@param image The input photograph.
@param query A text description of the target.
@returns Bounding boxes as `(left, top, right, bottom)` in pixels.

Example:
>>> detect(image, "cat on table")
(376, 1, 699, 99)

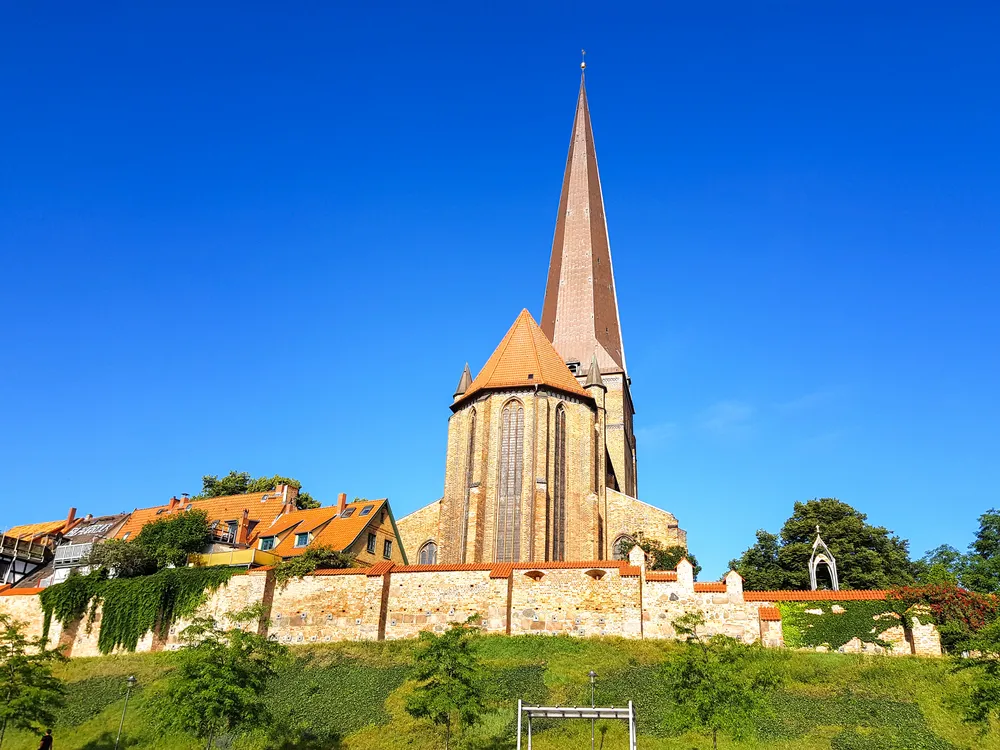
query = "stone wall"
(606, 489, 687, 551)
(396, 500, 441, 564)
(383, 567, 509, 639)
(0, 589, 61, 645)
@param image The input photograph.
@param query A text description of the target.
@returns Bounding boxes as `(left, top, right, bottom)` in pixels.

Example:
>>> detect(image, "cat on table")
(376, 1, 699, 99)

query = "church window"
(418, 541, 437, 565)
(495, 400, 524, 562)
(553, 404, 567, 561)
(461, 408, 477, 562)
(612, 535, 635, 560)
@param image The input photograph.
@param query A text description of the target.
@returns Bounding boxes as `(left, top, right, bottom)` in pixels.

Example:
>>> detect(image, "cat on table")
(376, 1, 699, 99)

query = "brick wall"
(396, 500, 441, 565)
(383, 568, 509, 639)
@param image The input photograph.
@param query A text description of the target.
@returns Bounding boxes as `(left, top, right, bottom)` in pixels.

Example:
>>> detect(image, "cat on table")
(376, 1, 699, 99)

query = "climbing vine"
(778, 601, 907, 650)
(40, 566, 235, 654)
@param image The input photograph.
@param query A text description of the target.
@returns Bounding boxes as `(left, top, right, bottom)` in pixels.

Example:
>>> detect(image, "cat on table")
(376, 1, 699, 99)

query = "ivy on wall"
(777, 601, 907, 650)
(39, 566, 235, 654)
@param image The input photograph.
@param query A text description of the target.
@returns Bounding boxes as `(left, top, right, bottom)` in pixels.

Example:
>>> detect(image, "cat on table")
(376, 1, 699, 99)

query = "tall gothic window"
(418, 541, 437, 565)
(460, 408, 477, 562)
(495, 400, 524, 562)
(552, 404, 567, 560)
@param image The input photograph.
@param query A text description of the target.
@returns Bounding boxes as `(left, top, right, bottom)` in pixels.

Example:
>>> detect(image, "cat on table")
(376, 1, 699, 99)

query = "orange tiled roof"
(743, 590, 891, 601)
(271, 500, 388, 558)
(4, 520, 67, 541)
(490, 563, 515, 579)
(366, 561, 395, 577)
(694, 582, 727, 593)
(0, 588, 44, 597)
(759, 606, 782, 621)
(646, 571, 678, 582)
(619, 566, 642, 577)
(310, 567, 367, 576)
(511, 560, 628, 570)
(115, 491, 290, 544)
(457, 309, 590, 405)
(265, 505, 341, 538)
(394, 563, 497, 574)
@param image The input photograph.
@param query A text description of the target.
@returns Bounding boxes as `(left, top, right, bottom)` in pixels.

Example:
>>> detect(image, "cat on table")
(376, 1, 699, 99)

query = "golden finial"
(581, 49, 586, 71)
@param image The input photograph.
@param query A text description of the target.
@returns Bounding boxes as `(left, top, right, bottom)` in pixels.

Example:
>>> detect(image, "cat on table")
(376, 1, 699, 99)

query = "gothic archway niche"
(418, 540, 437, 565)
(552, 403, 567, 561)
(809, 526, 840, 591)
(612, 535, 636, 561)
(495, 399, 525, 563)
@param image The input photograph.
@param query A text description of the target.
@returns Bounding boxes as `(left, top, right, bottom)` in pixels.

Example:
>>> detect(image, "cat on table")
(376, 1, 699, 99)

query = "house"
(1, 508, 83, 586)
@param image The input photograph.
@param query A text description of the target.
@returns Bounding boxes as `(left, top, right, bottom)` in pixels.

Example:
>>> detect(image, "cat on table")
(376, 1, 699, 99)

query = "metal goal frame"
(515, 699, 637, 750)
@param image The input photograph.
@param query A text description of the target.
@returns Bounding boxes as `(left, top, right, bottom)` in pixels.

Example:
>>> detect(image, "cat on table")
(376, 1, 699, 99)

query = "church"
(397, 68, 686, 564)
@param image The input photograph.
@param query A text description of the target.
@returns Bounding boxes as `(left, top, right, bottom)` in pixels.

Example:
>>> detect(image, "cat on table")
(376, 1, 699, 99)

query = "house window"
(383, 540, 392, 559)
(341, 508, 356, 518)
(367, 533, 376, 554)
(359, 506, 373, 517)
(418, 541, 437, 565)
(495, 400, 524, 562)
(553, 404, 567, 561)
(294, 532, 309, 548)
(260, 537, 275, 551)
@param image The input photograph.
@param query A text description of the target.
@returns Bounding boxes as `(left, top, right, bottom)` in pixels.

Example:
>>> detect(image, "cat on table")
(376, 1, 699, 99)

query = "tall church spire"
(540, 69, 627, 374)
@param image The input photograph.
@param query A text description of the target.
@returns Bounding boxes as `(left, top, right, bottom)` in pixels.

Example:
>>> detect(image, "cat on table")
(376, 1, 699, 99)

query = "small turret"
(453, 363, 473, 401)
(584, 353, 606, 391)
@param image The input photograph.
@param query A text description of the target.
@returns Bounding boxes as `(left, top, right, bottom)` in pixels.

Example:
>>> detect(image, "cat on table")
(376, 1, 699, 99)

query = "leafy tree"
(964, 509, 1000, 594)
(890, 584, 1000, 653)
(729, 498, 916, 590)
(82, 538, 156, 578)
(663, 613, 782, 749)
(0, 614, 65, 748)
(405, 617, 485, 750)
(956, 616, 1000, 726)
(197, 471, 320, 509)
(156, 611, 288, 749)
(135, 509, 212, 568)
(272, 545, 354, 588)
(617, 533, 701, 579)
(913, 545, 965, 587)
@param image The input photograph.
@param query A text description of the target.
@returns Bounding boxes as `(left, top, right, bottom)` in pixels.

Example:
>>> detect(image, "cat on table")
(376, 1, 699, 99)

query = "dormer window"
(341, 508, 356, 518)
(260, 537, 275, 551)
(566, 360, 581, 375)
(294, 532, 309, 548)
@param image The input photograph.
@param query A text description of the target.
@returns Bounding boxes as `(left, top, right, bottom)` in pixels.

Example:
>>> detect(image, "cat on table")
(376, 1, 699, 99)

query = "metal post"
(114, 675, 137, 750)
(589, 670, 597, 750)
(628, 700, 635, 750)
(527, 712, 532, 750)
(516, 699, 522, 750)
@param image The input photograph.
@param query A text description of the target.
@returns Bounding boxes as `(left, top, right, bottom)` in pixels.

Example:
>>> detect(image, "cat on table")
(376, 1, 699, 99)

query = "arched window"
(495, 400, 524, 562)
(552, 404, 567, 561)
(612, 535, 636, 560)
(460, 408, 476, 562)
(418, 541, 437, 565)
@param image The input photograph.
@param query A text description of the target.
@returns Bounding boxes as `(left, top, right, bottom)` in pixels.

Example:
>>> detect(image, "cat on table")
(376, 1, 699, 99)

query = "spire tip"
(580, 48, 586, 71)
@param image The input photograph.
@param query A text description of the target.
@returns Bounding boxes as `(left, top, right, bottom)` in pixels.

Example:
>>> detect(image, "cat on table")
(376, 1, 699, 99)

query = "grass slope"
(4, 637, 998, 750)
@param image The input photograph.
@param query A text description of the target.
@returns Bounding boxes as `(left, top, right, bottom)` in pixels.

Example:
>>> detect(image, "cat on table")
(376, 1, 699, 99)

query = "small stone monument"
(809, 525, 840, 591)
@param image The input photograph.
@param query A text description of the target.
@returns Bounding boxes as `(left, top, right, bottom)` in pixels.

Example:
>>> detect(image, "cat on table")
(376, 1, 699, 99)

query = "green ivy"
(39, 566, 235, 654)
(779, 601, 908, 650)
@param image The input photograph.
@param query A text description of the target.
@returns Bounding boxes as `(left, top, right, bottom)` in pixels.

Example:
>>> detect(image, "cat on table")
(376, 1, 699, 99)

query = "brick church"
(397, 68, 686, 564)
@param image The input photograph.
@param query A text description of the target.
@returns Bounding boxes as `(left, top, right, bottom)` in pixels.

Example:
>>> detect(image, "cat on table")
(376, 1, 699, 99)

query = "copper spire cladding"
(540, 71, 626, 375)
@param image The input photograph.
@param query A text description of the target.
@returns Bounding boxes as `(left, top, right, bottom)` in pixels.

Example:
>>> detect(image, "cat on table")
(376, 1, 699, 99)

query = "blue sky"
(1, 2, 997, 578)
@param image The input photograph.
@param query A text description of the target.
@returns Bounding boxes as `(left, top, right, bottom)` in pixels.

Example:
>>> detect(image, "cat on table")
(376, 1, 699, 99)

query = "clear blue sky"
(2, 2, 997, 578)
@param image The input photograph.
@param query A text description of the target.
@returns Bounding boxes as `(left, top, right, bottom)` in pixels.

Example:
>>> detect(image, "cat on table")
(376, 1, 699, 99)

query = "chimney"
(337, 493, 347, 515)
(66, 507, 77, 526)
(167, 496, 180, 512)
(235, 509, 250, 547)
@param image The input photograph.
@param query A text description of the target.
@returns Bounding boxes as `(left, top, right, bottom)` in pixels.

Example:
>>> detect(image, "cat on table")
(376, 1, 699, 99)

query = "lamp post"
(588, 670, 597, 750)
(114, 675, 137, 750)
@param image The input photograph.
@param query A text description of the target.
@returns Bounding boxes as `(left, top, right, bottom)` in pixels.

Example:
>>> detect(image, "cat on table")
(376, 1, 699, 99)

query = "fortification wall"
(0, 589, 62, 645)
(384, 567, 509, 638)
(268, 570, 385, 644)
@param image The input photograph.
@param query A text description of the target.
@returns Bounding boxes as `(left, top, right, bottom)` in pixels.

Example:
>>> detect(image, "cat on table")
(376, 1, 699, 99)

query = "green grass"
(3, 637, 998, 750)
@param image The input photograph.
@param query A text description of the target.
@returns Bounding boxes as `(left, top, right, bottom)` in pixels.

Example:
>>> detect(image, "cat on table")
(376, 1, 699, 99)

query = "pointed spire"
(453, 363, 473, 398)
(540, 68, 627, 374)
(584, 353, 605, 389)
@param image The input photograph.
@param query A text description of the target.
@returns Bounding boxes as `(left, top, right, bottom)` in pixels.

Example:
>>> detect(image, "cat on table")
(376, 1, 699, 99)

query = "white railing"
(54, 542, 93, 566)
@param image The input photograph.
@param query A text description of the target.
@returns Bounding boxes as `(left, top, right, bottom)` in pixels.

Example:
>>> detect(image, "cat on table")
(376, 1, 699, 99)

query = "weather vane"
(581, 49, 586, 71)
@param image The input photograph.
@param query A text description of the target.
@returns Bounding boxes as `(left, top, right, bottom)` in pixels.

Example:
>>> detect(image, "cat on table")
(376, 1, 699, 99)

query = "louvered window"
(553, 404, 567, 561)
(495, 401, 524, 562)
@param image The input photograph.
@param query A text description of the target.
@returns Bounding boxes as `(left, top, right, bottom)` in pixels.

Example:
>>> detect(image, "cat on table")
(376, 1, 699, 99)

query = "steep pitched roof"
(455, 309, 589, 407)
(540, 73, 626, 373)
(272, 500, 388, 558)
(3, 520, 67, 541)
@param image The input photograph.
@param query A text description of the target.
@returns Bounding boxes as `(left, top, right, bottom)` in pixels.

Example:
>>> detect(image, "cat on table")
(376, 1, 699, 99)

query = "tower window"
(553, 404, 567, 561)
(495, 401, 524, 563)
(461, 408, 477, 563)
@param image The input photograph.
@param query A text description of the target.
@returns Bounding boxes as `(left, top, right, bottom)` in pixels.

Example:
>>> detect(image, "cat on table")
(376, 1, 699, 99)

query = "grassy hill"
(4, 636, 998, 750)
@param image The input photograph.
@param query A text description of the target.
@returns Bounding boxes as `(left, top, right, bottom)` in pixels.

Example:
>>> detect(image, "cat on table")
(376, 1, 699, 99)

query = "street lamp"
(588, 670, 597, 750)
(114, 675, 137, 750)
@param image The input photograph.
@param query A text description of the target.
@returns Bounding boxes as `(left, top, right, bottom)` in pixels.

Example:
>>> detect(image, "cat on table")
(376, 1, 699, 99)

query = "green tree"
(662, 613, 782, 749)
(197, 471, 320, 509)
(135, 509, 212, 568)
(82, 538, 156, 578)
(964, 509, 1000, 594)
(956, 616, 1000, 726)
(618, 533, 701, 579)
(0, 614, 65, 748)
(156, 611, 288, 749)
(913, 545, 965, 587)
(272, 545, 354, 588)
(729, 498, 916, 590)
(405, 617, 485, 750)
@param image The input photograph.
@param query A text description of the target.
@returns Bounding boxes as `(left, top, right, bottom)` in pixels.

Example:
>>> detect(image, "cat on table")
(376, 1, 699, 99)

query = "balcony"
(188, 548, 281, 569)
(54, 542, 94, 567)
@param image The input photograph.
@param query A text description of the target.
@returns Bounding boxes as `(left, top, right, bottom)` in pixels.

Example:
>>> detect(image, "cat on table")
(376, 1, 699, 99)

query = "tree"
(156, 611, 288, 749)
(272, 545, 354, 588)
(964, 509, 1000, 594)
(135, 509, 212, 568)
(662, 613, 782, 749)
(197, 471, 320, 509)
(405, 617, 485, 750)
(0, 614, 65, 749)
(729, 498, 916, 590)
(618, 533, 702, 579)
(956, 616, 1000, 727)
(913, 545, 965, 587)
(83, 538, 156, 578)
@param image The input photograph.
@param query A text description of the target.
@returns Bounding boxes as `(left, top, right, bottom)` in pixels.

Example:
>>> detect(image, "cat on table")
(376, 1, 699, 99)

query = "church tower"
(540, 68, 637, 498)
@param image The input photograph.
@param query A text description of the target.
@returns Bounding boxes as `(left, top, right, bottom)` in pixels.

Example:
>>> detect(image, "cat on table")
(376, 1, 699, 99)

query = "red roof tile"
(511, 560, 627, 570)
(4, 520, 68, 541)
(646, 571, 678, 582)
(392, 564, 496, 574)
(309, 567, 367, 576)
(0, 588, 44, 597)
(619, 566, 642, 577)
(694, 582, 727, 593)
(758, 606, 782, 621)
(274, 500, 388, 558)
(743, 590, 890, 601)
(490, 563, 515, 579)
(366, 561, 395, 577)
